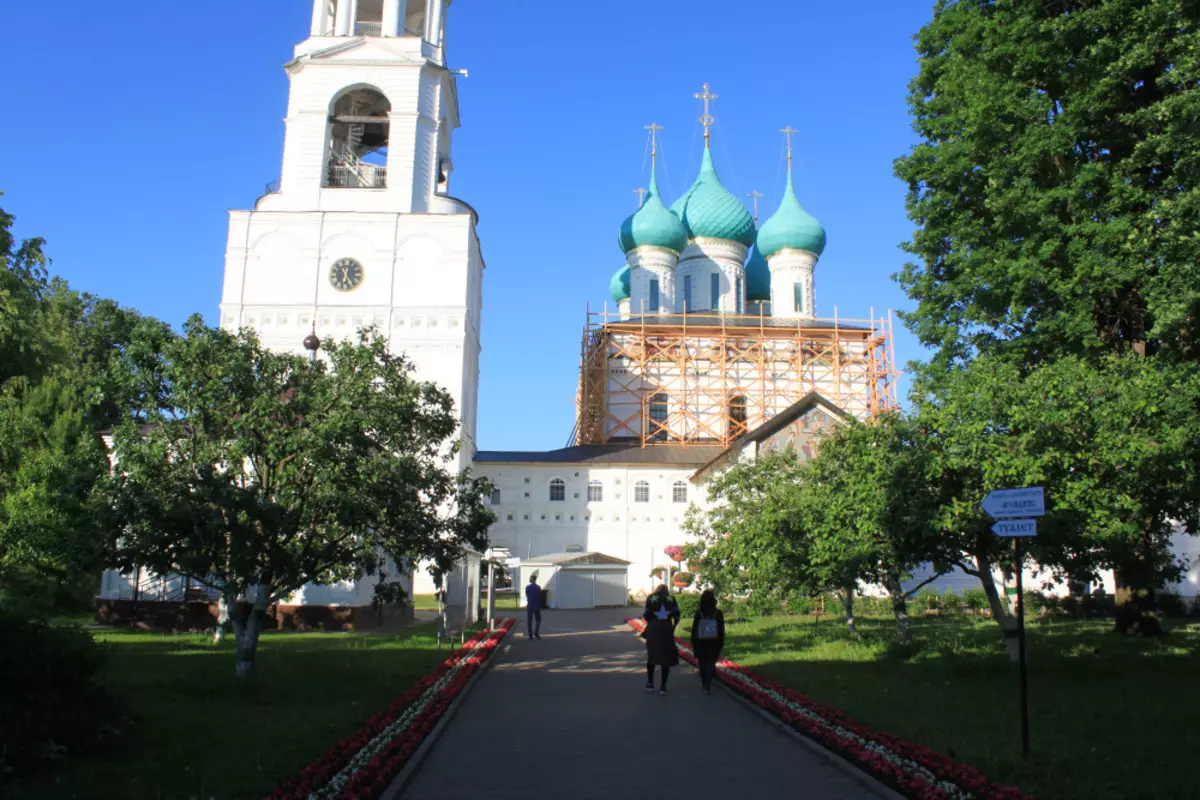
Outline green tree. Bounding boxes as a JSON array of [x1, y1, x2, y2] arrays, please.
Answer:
[[894, 0, 1200, 613], [107, 318, 494, 677], [683, 450, 828, 616], [800, 413, 950, 645], [0, 201, 155, 612]]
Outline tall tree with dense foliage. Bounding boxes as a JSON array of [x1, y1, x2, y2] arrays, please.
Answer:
[[894, 0, 1200, 606], [0, 201, 157, 611], [108, 319, 494, 676]]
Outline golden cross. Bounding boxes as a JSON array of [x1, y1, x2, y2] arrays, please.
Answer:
[[781, 126, 799, 165], [747, 190, 765, 223], [634, 187, 648, 208], [695, 82, 718, 143], [644, 122, 664, 158]]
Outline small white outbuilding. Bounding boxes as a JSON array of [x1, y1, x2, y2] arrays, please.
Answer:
[[517, 552, 631, 610]]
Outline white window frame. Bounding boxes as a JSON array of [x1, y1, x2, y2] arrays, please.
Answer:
[[549, 478, 566, 502], [634, 481, 650, 503]]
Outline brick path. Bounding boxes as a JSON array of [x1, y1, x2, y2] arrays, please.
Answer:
[[401, 608, 883, 799]]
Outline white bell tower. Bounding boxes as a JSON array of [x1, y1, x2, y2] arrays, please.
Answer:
[[219, 0, 483, 458]]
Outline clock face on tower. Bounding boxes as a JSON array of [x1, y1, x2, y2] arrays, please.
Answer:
[[329, 258, 364, 292]]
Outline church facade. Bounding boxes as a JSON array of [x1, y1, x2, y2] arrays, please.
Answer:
[[100, 0, 905, 618]]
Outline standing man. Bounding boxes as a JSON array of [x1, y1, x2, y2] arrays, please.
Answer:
[[525, 574, 543, 639]]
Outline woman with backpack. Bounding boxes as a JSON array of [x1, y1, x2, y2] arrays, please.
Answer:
[[690, 590, 726, 695], [642, 585, 681, 695]]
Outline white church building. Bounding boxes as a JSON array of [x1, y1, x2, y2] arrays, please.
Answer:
[[98, 0, 1198, 622]]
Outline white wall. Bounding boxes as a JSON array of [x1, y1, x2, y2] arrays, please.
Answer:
[[478, 462, 706, 596]]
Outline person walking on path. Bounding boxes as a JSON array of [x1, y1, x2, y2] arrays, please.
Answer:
[[690, 590, 726, 695], [525, 575, 543, 639], [642, 585, 680, 695]]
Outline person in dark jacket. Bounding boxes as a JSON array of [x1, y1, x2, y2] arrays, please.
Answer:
[[690, 590, 726, 695], [642, 585, 680, 695], [524, 575, 542, 639]]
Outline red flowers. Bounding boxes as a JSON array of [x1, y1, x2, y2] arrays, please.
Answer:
[[269, 619, 514, 800], [625, 618, 1032, 800]]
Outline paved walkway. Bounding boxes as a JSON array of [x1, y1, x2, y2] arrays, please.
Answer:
[[402, 608, 880, 799]]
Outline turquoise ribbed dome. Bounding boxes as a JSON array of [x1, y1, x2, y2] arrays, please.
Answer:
[[745, 246, 771, 302], [757, 169, 826, 258], [670, 147, 757, 248], [610, 265, 631, 303], [619, 168, 687, 254]]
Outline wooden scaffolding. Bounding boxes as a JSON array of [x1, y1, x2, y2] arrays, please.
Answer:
[[576, 308, 899, 448]]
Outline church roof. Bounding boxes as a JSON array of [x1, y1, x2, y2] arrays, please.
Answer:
[[520, 552, 632, 567], [670, 147, 757, 247], [619, 167, 687, 255], [610, 265, 631, 303], [744, 246, 771, 302], [757, 167, 826, 258], [474, 443, 725, 467]]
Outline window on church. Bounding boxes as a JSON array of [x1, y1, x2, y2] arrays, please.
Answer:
[[794, 282, 805, 313], [729, 395, 748, 437], [634, 481, 650, 503], [490, 489, 501, 505], [736, 277, 743, 314], [549, 478, 566, 502], [711, 273, 720, 311], [649, 279, 660, 313], [588, 480, 603, 502], [648, 393, 669, 442], [326, 88, 391, 189], [672, 482, 688, 503], [683, 275, 693, 312]]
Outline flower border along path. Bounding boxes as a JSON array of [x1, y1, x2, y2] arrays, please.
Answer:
[[269, 619, 514, 800], [626, 619, 1031, 800]]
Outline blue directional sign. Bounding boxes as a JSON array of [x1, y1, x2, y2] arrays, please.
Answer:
[[981, 487, 1045, 519], [992, 519, 1037, 537]]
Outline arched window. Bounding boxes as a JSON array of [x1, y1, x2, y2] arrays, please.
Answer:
[[729, 395, 748, 437], [490, 489, 502, 505], [634, 481, 650, 503], [549, 478, 566, 502], [648, 393, 669, 442], [326, 88, 391, 188], [587, 480, 603, 502], [672, 481, 688, 503]]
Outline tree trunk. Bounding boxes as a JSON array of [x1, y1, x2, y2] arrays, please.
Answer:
[[882, 575, 911, 646], [842, 583, 857, 636], [213, 588, 234, 645], [235, 589, 270, 678], [975, 550, 1019, 661]]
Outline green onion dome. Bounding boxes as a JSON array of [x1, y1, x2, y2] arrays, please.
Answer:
[[756, 168, 826, 258], [669, 147, 757, 248], [744, 246, 771, 302], [618, 168, 687, 254], [610, 265, 631, 304]]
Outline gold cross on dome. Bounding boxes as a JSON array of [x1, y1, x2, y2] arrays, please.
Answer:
[[695, 82, 718, 143], [747, 190, 765, 223], [781, 126, 799, 165], [634, 187, 648, 208]]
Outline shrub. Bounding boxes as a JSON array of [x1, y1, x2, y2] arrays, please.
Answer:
[[916, 587, 940, 612], [941, 589, 964, 613], [962, 588, 988, 612], [0, 612, 122, 775], [676, 592, 702, 620]]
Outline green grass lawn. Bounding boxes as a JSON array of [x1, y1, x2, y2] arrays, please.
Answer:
[[412, 592, 518, 610], [682, 611, 1200, 800], [9, 622, 453, 800]]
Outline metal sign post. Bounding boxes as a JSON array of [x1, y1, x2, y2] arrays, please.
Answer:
[[982, 486, 1044, 760]]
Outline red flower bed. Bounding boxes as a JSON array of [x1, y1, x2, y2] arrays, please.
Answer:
[[269, 619, 514, 800], [626, 618, 1031, 800]]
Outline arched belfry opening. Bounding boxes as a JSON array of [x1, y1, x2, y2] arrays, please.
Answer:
[[326, 88, 391, 189]]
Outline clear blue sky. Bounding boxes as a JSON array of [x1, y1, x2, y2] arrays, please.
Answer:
[[1, 1, 934, 452]]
